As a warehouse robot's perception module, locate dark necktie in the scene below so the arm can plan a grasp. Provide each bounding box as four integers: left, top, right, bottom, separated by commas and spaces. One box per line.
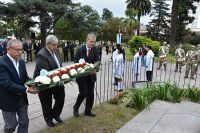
87, 48, 91, 57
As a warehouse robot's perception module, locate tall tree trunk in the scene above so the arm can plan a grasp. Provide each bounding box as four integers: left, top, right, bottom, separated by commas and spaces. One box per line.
170, 0, 180, 47
40, 13, 47, 48
40, 22, 47, 48
137, 14, 141, 36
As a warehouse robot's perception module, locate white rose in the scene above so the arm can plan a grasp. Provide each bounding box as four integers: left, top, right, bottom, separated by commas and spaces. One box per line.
77, 68, 85, 73
69, 69, 77, 76
52, 76, 60, 83
40, 76, 51, 84
61, 74, 70, 80
84, 65, 91, 71
35, 76, 51, 84
89, 64, 94, 69
34, 76, 42, 82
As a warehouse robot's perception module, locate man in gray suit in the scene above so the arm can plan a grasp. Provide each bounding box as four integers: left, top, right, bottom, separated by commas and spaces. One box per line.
33, 35, 65, 127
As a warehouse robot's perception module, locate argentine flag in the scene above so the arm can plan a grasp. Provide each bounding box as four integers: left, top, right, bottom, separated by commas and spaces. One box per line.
116, 33, 122, 45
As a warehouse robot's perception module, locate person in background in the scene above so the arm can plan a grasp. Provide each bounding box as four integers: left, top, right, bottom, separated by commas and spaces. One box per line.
98, 44, 103, 60
157, 42, 168, 70
184, 45, 198, 79
132, 48, 141, 81
33, 35, 65, 127
141, 44, 147, 66
106, 44, 109, 55
174, 44, 185, 73
115, 47, 125, 92
23, 40, 28, 63
26, 40, 32, 62
73, 33, 100, 117
33, 40, 41, 58
112, 44, 121, 85
145, 45, 154, 82
69, 41, 75, 61
62, 40, 70, 62
0, 39, 37, 133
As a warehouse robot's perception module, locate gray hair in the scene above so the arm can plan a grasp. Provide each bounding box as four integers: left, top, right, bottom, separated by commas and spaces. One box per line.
7, 39, 22, 48
87, 33, 96, 40
46, 35, 58, 45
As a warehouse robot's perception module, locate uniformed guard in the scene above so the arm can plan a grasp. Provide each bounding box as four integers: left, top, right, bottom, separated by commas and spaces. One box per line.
184, 45, 198, 79
157, 41, 168, 70
175, 44, 185, 72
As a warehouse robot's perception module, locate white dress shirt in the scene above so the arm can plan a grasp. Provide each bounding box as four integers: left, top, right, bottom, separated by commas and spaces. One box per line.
7, 54, 20, 77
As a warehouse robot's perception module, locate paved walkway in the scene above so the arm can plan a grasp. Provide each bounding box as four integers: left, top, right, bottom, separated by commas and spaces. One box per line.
117, 100, 200, 133
0, 51, 113, 133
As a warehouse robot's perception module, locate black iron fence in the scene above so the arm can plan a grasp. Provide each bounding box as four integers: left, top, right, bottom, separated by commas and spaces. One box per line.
94, 59, 200, 104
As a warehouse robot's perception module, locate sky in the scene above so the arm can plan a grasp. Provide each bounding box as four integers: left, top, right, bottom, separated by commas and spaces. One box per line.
75, 0, 150, 24
1, 0, 150, 24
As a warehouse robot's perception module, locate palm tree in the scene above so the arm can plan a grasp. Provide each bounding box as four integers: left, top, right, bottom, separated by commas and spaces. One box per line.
126, 0, 151, 35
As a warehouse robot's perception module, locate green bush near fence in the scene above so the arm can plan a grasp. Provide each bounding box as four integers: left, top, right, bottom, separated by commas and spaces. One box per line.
121, 81, 200, 110
128, 36, 160, 56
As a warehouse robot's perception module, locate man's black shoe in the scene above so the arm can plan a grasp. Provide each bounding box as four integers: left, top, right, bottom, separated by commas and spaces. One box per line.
54, 116, 63, 123
84, 112, 96, 117
73, 107, 80, 117
46, 121, 55, 127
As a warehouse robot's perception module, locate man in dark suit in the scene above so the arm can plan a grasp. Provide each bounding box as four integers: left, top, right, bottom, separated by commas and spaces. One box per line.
69, 41, 75, 61
0, 41, 4, 56
0, 39, 37, 133
73, 33, 100, 117
33, 40, 41, 58
62, 40, 70, 62
33, 35, 65, 127
26, 40, 32, 62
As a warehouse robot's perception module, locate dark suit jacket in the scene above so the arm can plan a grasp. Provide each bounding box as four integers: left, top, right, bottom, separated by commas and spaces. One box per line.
74, 45, 100, 83
0, 55, 29, 111
0, 45, 3, 56
33, 43, 40, 54
33, 47, 62, 78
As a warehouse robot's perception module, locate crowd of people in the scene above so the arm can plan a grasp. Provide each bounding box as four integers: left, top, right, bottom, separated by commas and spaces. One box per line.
1, 33, 200, 133
0, 33, 100, 133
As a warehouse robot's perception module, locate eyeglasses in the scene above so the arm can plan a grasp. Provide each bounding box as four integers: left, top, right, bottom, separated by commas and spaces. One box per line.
10, 47, 23, 52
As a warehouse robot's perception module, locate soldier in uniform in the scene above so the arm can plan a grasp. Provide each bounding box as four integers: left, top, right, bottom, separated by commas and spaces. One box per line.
157, 42, 169, 70
184, 45, 198, 79
174, 44, 185, 72
195, 44, 200, 74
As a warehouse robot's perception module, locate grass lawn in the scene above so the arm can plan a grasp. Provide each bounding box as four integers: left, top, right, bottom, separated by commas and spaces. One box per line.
42, 103, 138, 133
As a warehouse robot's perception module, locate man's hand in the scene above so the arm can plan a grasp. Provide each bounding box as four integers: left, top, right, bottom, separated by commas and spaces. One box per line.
27, 86, 38, 94
90, 70, 96, 74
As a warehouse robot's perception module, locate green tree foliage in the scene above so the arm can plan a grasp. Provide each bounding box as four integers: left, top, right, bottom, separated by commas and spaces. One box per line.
0, 0, 73, 46
146, 0, 171, 42
102, 8, 113, 21
126, 0, 151, 35
100, 17, 123, 42
176, 0, 200, 43
170, 0, 200, 47
128, 36, 160, 56
54, 5, 100, 41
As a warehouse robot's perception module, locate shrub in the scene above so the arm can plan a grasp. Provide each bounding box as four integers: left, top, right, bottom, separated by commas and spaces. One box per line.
122, 87, 154, 110
169, 83, 186, 103
153, 82, 171, 101
128, 36, 160, 56
182, 43, 192, 53
186, 86, 200, 102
